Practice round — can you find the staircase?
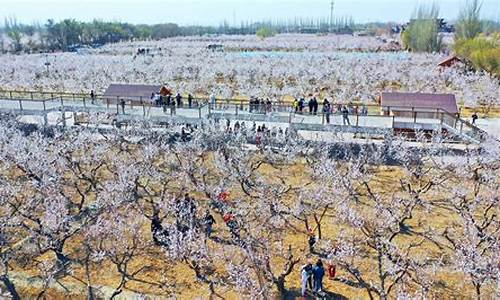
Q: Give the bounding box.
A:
[439,110,489,144]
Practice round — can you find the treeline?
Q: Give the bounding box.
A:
[401,0,499,77]
[453,0,500,77]
[455,35,500,77]
[0,16,358,53]
[1,18,194,53]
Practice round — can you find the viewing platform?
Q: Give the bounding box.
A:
[0,89,491,144]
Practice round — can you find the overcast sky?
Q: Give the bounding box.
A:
[1,0,499,25]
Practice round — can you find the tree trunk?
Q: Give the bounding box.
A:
[275,276,287,298]
[110,289,122,300]
[87,285,96,300]
[0,275,21,300]
[474,282,481,300]
[313,214,322,239]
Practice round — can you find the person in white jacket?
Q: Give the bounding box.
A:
[301,262,314,296]
[210,93,216,109]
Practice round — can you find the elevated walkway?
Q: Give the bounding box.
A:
[0,92,491,144]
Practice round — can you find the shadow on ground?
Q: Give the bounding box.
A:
[284,289,348,299]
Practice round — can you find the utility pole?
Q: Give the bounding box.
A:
[330,0,335,32]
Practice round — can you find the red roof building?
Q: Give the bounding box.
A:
[438,55,461,68]
[103,83,163,101]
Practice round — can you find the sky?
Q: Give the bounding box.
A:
[0,0,499,26]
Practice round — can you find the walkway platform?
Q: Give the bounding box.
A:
[0,95,491,144]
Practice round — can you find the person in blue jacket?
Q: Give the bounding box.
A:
[313,259,325,293]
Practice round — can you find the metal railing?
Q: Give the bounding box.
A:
[0,89,489,143]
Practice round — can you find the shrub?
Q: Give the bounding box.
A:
[455,0,483,40]
[256,27,276,39]
[402,3,443,53]
[455,36,500,77]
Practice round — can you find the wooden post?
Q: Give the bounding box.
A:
[30,92,33,100]
[9,91,12,99]
[19,100,23,113]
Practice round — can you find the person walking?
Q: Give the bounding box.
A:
[266,98,272,113]
[151,92,157,105]
[259,99,265,113]
[90,90,95,104]
[308,98,314,115]
[312,97,318,115]
[342,106,350,125]
[120,99,126,114]
[313,259,325,293]
[203,210,216,238]
[223,212,240,239]
[323,102,331,124]
[472,112,478,124]
[176,92,182,107]
[210,93,216,109]
[161,95,168,113]
[301,262,314,297]
[327,262,336,280]
[188,94,193,108]
[293,98,299,113]
[170,100,176,115]
[308,233,316,254]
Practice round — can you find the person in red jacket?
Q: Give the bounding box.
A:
[327,262,336,280]
[217,191,230,202]
[223,212,240,239]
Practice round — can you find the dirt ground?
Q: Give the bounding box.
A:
[5,159,497,299]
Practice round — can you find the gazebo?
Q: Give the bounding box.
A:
[381,92,458,119]
[103,83,171,103]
